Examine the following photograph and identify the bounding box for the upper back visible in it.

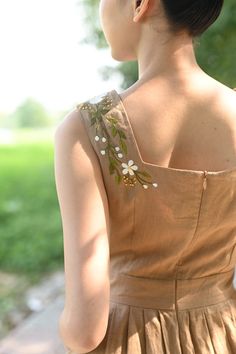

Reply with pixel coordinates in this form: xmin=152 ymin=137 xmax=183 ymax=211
xmin=76 ymin=83 xmax=236 ymax=280
xmin=119 ymin=75 xmax=236 ymax=173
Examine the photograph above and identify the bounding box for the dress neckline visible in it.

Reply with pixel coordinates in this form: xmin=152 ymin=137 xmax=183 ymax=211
xmin=111 ymin=89 xmax=236 ymax=177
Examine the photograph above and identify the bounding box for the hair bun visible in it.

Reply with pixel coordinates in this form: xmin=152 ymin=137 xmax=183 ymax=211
xmin=161 ymin=0 xmax=224 ymax=37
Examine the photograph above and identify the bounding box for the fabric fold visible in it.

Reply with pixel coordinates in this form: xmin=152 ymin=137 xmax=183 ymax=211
xmin=83 ymin=298 xmax=236 ymax=354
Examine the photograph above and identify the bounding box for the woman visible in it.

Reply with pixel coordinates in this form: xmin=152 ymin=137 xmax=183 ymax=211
xmin=54 ymin=0 xmax=236 ymax=353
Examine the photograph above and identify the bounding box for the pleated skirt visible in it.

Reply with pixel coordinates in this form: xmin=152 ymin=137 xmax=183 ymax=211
xmin=65 ymin=270 xmax=236 ymax=354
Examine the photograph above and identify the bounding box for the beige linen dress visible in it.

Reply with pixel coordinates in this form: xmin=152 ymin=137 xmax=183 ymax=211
xmin=68 ymin=89 xmax=236 ymax=354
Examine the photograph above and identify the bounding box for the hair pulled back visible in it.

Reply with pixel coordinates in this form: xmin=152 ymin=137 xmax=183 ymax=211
xmin=161 ymin=0 xmax=224 ymax=37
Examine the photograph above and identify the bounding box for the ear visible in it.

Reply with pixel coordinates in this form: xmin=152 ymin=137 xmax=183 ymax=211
xmin=133 ymin=0 xmax=151 ymax=23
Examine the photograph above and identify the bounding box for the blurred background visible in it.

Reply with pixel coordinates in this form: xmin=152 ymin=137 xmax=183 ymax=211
xmin=0 ymin=0 xmax=235 ymax=353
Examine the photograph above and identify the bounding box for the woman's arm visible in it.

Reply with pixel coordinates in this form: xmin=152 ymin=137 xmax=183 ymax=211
xmin=54 ymin=108 xmax=110 ymax=353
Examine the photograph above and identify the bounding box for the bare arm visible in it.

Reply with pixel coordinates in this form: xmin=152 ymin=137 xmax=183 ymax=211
xmin=54 ymin=108 xmax=110 ymax=353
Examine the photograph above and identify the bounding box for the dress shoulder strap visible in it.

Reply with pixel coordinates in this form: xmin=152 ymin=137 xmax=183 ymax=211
xmin=75 ymin=90 xmax=159 ymax=190
xmin=75 ymin=90 xmax=131 ymax=186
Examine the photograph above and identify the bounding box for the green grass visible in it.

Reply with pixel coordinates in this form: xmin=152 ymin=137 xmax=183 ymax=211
xmin=0 ymin=129 xmax=63 ymax=281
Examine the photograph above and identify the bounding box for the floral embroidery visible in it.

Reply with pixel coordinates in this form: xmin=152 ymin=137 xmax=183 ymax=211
xmin=122 ymin=160 xmax=138 ymax=176
xmin=76 ymin=92 xmax=158 ymax=190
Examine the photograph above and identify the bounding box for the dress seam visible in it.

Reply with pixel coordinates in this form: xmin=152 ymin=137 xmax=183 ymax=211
xmin=120 ymin=267 xmax=234 ymax=281
xmin=175 ymin=278 xmax=184 ymax=354
xmin=176 ymin=179 xmax=206 ymax=268
xmin=129 ymin=195 xmax=136 ymax=261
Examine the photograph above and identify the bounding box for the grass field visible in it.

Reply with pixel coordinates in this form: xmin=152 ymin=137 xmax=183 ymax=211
xmin=0 ymin=128 xmax=63 ymax=281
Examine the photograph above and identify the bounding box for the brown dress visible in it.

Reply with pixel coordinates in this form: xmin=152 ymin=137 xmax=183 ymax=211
xmin=71 ymin=89 xmax=236 ymax=353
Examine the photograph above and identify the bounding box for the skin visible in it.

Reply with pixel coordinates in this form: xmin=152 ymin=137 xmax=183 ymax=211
xmin=99 ymin=0 xmax=236 ymax=172
xmin=55 ymin=1 xmax=236 ymax=353
xmin=55 ymin=113 xmax=110 ymax=353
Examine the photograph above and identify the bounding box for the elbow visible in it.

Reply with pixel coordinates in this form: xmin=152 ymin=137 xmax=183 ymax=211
xmin=59 ymin=311 xmax=103 ymax=353
xmin=63 ymin=339 xmax=99 ymax=354
xmin=60 ymin=331 xmax=102 ymax=353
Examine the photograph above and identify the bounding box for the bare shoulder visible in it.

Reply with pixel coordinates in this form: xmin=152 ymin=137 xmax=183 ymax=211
xmin=217 ymin=80 xmax=236 ymax=97
xmin=207 ymin=79 xmax=236 ymax=116
xmin=54 ymin=106 xmax=88 ymax=146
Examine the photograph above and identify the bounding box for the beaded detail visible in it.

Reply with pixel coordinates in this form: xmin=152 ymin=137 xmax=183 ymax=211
xmin=76 ymin=92 xmax=159 ymax=190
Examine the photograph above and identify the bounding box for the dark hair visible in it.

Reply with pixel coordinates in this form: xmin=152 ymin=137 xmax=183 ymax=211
xmin=161 ymin=0 xmax=224 ymax=37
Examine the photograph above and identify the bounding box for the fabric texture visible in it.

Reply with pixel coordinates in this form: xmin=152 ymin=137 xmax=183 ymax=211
xmin=69 ymin=89 xmax=236 ymax=353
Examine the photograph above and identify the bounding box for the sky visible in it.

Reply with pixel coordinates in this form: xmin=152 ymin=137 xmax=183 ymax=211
xmin=0 ymin=0 xmax=120 ymax=115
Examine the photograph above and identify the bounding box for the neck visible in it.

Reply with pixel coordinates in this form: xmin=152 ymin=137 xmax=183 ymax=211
xmin=137 ymin=31 xmax=202 ymax=84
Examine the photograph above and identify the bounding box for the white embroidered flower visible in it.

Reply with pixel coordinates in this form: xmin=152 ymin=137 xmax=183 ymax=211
xmin=95 ymin=135 xmax=100 ymax=141
xmin=102 ymin=137 xmax=107 ymax=142
xmin=122 ymin=160 xmax=138 ymax=176
xmin=153 ymin=183 xmax=158 ymax=188
xmin=115 ymin=146 xmax=120 ymax=151
xmin=118 ymin=153 xmax=123 ymax=158
xmin=143 ymin=184 xmax=148 ymax=189
xmin=100 ymin=150 xmax=106 ymax=155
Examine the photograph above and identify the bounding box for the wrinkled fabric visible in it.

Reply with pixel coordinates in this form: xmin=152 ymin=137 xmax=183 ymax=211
xmin=68 ymin=89 xmax=236 ymax=353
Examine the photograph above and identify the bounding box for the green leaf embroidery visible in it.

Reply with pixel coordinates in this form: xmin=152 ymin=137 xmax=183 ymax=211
xmin=76 ymin=92 xmax=159 ymax=190
xmin=120 ymin=140 xmax=128 ymax=155
xmin=118 ymin=130 xmax=126 ymax=139
xmin=115 ymin=174 xmax=122 ymax=184
xmin=109 ymin=162 xmax=116 ymax=175
xmin=137 ymin=171 xmax=151 ymax=178
xmin=111 ymin=126 xmax=117 ymax=137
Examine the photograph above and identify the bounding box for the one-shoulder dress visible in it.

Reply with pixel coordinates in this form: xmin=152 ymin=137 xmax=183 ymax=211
xmin=68 ymin=89 xmax=236 ymax=354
